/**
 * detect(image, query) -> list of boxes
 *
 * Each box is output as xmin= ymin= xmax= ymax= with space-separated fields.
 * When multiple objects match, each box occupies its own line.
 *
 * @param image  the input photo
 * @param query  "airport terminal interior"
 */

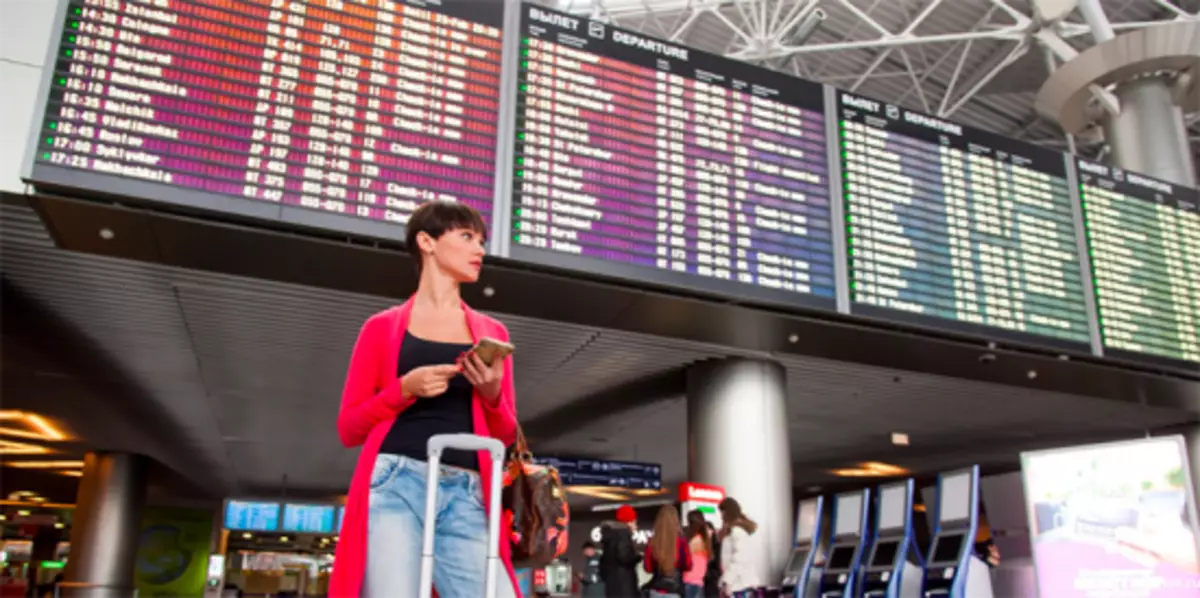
xmin=1 ymin=0 xmax=1199 ymax=597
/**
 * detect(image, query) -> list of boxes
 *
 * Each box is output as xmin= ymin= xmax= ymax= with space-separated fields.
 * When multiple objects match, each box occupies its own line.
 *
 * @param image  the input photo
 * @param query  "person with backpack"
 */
xmin=600 ymin=505 xmax=641 ymax=598
xmin=643 ymin=505 xmax=693 ymax=597
xmin=580 ymin=541 xmax=605 ymax=597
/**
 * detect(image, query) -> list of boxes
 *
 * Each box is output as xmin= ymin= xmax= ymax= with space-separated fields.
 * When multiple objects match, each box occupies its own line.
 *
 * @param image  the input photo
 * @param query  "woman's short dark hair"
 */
xmin=405 ymin=201 xmax=488 ymax=273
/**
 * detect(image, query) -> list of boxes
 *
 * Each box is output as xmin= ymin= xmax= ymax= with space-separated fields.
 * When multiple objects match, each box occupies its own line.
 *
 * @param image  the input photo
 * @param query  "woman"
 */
xmin=683 ymin=511 xmax=711 ymax=598
xmin=330 ymin=201 xmax=519 ymax=598
xmin=644 ymin=505 xmax=692 ymax=598
xmin=718 ymin=498 xmax=762 ymax=598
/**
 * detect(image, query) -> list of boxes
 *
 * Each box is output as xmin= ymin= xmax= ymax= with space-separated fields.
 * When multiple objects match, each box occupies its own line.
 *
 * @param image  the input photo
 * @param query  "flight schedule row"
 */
xmin=36 ymin=0 xmax=503 ymax=225
xmin=509 ymin=23 xmax=836 ymax=299
xmin=1079 ymin=171 xmax=1200 ymax=364
xmin=839 ymin=119 xmax=1092 ymax=344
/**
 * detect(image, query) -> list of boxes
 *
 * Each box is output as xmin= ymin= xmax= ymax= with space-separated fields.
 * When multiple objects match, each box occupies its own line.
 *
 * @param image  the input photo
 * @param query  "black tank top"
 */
xmin=378 ymin=331 xmax=477 ymax=470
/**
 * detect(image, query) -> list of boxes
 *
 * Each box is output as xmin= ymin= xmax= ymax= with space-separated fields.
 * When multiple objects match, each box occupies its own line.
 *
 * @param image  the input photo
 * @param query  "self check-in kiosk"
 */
xmin=922 ymin=466 xmax=993 ymax=598
xmin=819 ymin=488 xmax=871 ymax=598
xmin=860 ymin=480 xmax=923 ymax=598
xmin=783 ymin=496 xmax=826 ymax=598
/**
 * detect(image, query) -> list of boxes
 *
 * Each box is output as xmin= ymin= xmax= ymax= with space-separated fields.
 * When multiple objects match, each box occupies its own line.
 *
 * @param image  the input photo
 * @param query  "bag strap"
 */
xmin=512 ymin=421 xmax=533 ymax=463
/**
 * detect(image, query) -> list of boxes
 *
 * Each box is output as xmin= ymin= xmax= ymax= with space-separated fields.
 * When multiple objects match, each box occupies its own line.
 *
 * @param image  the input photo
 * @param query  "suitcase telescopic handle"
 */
xmin=419 ymin=434 xmax=509 ymax=598
xmin=428 ymin=433 xmax=506 ymax=458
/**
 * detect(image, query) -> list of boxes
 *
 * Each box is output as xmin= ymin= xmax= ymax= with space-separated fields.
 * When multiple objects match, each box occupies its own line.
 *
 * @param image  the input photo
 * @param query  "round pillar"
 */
xmin=1103 ymin=76 xmax=1196 ymax=186
xmin=687 ymin=358 xmax=791 ymax=587
xmin=62 ymin=452 xmax=148 ymax=598
xmin=1181 ymin=425 xmax=1200 ymax=513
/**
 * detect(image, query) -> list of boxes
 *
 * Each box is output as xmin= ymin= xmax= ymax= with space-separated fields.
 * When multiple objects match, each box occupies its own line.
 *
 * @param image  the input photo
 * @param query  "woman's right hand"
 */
xmin=401 ymin=364 xmax=461 ymax=398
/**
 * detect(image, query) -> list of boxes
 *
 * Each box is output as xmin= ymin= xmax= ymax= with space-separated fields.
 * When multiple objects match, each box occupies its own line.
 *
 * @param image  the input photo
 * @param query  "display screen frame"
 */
xmin=506 ymin=3 xmax=842 ymax=314
xmin=1019 ymin=435 xmax=1200 ymax=598
xmin=938 ymin=471 xmax=973 ymax=526
xmin=928 ymin=533 xmax=965 ymax=565
xmin=868 ymin=539 xmax=900 ymax=569
xmin=280 ymin=502 xmax=337 ymax=534
xmin=22 ymin=0 xmax=516 ymax=253
xmin=222 ymin=499 xmax=282 ymax=532
xmin=834 ymin=491 xmax=864 ymax=538
xmin=837 ymin=89 xmax=1096 ymax=355
xmin=783 ymin=547 xmax=811 ymax=576
xmin=826 ymin=544 xmax=856 ymax=571
xmin=1075 ymin=158 xmax=1200 ymax=373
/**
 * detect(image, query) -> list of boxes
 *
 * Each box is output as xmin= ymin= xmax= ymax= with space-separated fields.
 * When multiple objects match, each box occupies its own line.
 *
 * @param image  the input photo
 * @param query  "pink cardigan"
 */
xmin=329 ymin=298 xmax=519 ymax=597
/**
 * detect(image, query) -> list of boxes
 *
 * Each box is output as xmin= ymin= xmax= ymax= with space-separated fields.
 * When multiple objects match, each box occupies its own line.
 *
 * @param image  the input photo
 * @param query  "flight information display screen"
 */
xmin=508 ymin=5 xmax=836 ymax=309
xmin=281 ymin=503 xmax=336 ymax=534
xmin=1077 ymin=160 xmax=1199 ymax=368
xmin=837 ymin=92 xmax=1092 ymax=349
xmin=224 ymin=500 xmax=280 ymax=531
xmin=28 ymin=0 xmax=503 ymax=239
xmin=533 ymin=456 xmax=662 ymax=489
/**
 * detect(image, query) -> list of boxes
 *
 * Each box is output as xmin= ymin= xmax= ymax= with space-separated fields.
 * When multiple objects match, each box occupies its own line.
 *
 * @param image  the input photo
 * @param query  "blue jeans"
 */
xmin=365 ymin=454 xmax=515 ymax=598
xmin=684 ymin=585 xmax=704 ymax=598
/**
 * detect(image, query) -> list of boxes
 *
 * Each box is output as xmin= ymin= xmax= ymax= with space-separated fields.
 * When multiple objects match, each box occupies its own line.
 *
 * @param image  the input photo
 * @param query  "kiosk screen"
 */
xmin=930 ymin=534 xmax=965 ymax=564
xmin=784 ymin=548 xmax=810 ymax=576
xmin=869 ymin=540 xmax=899 ymax=568
xmin=827 ymin=545 xmax=856 ymax=571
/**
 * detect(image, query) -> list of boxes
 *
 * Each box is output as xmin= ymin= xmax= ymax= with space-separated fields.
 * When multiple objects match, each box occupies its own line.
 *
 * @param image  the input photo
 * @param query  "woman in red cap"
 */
xmin=599 ymin=505 xmax=641 ymax=597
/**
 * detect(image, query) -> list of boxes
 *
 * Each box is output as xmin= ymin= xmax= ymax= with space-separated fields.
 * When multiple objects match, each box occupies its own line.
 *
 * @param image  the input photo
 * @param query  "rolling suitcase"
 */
xmin=418 ymin=433 xmax=508 ymax=598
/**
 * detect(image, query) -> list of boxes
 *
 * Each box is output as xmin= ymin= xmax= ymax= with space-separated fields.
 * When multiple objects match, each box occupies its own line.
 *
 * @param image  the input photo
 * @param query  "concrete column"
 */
xmin=687 ymin=358 xmax=792 ymax=588
xmin=1182 ymin=425 xmax=1200 ymax=514
xmin=61 ymin=452 xmax=148 ymax=598
xmin=1103 ymin=76 xmax=1197 ymax=186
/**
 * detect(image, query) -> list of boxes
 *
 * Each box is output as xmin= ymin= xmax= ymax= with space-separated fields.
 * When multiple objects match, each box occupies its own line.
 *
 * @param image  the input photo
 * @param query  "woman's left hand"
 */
xmin=460 ymin=351 xmax=504 ymax=400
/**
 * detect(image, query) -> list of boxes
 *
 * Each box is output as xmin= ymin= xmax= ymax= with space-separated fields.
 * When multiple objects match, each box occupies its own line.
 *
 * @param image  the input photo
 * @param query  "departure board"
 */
xmin=282 ymin=503 xmax=336 ymax=533
xmin=837 ymin=92 xmax=1092 ymax=349
xmin=224 ymin=500 xmax=280 ymax=531
xmin=27 ymin=0 xmax=504 ymax=240
xmin=507 ymin=5 xmax=836 ymax=309
xmin=1077 ymin=160 xmax=1200 ymax=369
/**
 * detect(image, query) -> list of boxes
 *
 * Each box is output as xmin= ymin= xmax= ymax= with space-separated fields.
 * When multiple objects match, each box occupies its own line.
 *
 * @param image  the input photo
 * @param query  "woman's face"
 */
xmin=420 ymin=227 xmax=485 ymax=283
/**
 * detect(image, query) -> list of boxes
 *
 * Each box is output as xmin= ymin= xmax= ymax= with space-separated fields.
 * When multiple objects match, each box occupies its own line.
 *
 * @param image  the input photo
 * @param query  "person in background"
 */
xmin=330 ymin=200 xmax=520 ymax=598
xmin=718 ymin=497 xmax=763 ymax=598
xmin=644 ymin=505 xmax=693 ymax=597
xmin=580 ymin=541 xmax=605 ymax=598
xmin=973 ymin=516 xmax=1001 ymax=568
xmin=683 ymin=510 xmax=712 ymax=598
xmin=600 ymin=505 xmax=641 ymax=598
xmin=704 ymin=521 xmax=722 ymax=597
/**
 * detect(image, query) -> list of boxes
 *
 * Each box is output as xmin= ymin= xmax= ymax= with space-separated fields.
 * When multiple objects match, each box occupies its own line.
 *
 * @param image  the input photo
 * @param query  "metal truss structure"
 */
xmin=540 ymin=0 xmax=1200 ymax=166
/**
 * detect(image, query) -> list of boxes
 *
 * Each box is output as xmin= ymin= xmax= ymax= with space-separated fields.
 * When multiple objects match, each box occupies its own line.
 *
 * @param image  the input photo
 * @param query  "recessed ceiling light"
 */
xmin=788 ymin=334 xmax=799 ymax=343
xmin=99 ymin=228 xmax=115 ymax=240
xmin=242 ymin=533 xmax=252 ymax=539
xmin=0 ymin=411 xmax=69 ymax=441
xmin=0 ymin=439 xmax=51 ymax=456
xmin=482 ymin=286 xmax=495 ymax=297
xmin=5 ymin=460 xmax=85 ymax=469
xmin=891 ymin=432 xmax=910 ymax=446
xmin=829 ymin=461 xmax=910 ymax=478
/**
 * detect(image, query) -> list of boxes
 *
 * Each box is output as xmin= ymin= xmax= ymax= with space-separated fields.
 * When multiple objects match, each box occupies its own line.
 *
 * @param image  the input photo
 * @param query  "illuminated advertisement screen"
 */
xmin=1021 ymin=436 xmax=1200 ymax=597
